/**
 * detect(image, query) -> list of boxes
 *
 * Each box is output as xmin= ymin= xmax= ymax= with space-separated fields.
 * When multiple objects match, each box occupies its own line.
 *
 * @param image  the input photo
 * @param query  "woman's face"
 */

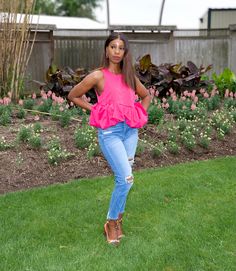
xmin=106 ymin=38 xmax=125 ymax=64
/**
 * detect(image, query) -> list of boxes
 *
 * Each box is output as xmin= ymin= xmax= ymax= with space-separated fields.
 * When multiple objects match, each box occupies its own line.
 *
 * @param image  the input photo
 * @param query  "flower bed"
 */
xmin=0 ymin=86 xmax=236 ymax=194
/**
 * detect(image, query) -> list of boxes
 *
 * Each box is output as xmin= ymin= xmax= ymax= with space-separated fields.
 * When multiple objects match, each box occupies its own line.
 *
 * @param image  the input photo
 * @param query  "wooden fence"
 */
xmin=26 ymin=25 xmax=236 ymax=92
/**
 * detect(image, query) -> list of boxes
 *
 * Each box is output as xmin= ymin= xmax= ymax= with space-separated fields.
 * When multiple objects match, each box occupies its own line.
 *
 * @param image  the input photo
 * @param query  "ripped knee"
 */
xmin=125 ymin=175 xmax=134 ymax=184
xmin=128 ymin=157 xmax=134 ymax=167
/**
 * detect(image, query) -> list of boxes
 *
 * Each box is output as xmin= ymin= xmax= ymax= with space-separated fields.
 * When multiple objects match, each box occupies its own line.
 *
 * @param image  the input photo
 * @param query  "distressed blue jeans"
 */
xmin=98 ymin=122 xmax=138 ymax=220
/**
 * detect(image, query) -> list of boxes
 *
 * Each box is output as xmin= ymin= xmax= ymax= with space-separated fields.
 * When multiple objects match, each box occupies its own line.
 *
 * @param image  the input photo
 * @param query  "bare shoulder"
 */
xmin=88 ymin=69 xmax=103 ymax=82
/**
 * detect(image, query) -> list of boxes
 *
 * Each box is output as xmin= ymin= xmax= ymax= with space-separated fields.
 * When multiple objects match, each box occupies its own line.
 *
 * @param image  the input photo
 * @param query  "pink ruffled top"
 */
xmin=89 ymin=68 xmax=148 ymax=129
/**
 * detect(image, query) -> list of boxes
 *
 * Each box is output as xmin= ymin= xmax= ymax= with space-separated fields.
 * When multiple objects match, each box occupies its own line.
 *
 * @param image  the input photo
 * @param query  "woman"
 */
xmin=68 ymin=32 xmax=151 ymax=246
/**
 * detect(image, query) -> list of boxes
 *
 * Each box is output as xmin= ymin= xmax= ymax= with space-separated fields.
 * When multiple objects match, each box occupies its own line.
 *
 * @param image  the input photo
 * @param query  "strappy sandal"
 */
xmin=103 ymin=220 xmax=120 ymax=246
xmin=117 ymin=218 xmax=125 ymax=239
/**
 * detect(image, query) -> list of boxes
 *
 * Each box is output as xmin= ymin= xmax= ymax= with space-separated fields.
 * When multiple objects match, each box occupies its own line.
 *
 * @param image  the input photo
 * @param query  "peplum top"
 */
xmin=89 ymin=68 xmax=148 ymax=129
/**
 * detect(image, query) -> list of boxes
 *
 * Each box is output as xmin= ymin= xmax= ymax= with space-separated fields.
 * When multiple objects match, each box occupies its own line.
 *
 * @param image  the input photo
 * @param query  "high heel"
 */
xmin=117 ymin=214 xmax=125 ymax=239
xmin=103 ymin=220 xmax=120 ymax=246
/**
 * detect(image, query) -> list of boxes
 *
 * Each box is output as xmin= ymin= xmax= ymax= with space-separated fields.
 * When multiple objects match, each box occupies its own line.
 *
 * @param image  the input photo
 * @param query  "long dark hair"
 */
xmin=101 ymin=32 xmax=136 ymax=90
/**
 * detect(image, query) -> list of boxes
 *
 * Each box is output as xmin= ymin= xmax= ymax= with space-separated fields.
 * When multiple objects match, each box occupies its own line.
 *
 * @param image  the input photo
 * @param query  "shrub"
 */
xmin=33 ymin=122 xmax=43 ymax=133
xmin=17 ymin=107 xmax=26 ymax=119
xmin=151 ymin=142 xmax=166 ymax=158
xmin=28 ymin=133 xmax=42 ymax=149
xmin=47 ymin=136 xmax=73 ymax=165
xmin=37 ymin=99 xmax=53 ymax=113
xmin=74 ymin=125 xmax=96 ymax=149
xmin=167 ymin=140 xmax=180 ymax=155
xmin=0 ymin=110 xmax=11 ymax=126
xmin=23 ymin=99 xmax=35 ymax=110
xmin=59 ymin=109 xmax=71 ymax=127
xmin=198 ymin=132 xmax=211 ymax=149
xmin=136 ymin=140 xmax=146 ymax=155
xmin=148 ymin=104 xmax=164 ymax=125
xmin=17 ymin=125 xmax=32 ymax=142
xmin=180 ymin=129 xmax=196 ymax=151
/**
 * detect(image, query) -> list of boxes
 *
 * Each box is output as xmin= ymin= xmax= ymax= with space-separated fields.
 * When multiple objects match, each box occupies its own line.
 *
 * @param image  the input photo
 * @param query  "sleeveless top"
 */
xmin=89 ymin=68 xmax=148 ymax=129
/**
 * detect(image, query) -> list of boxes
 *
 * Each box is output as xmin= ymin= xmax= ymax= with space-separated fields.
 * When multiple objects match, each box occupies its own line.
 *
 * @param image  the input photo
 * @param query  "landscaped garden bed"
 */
xmin=0 ymin=80 xmax=236 ymax=194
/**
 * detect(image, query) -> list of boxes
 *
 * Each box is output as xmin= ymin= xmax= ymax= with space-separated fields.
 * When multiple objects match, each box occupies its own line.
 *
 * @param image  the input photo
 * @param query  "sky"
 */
xmin=95 ymin=0 xmax=236 ymax=29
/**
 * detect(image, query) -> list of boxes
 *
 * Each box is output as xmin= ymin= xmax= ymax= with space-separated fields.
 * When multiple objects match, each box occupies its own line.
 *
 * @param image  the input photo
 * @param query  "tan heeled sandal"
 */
xmin=117 ymin=216 xmax=125 ymax=239
xmin=103 ymin=220 xmax=120 ymax=246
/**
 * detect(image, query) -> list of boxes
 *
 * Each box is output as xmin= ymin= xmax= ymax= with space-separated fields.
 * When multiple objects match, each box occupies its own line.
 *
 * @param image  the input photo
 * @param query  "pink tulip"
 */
xmin=18 ymin=99 xmax=24 ymax=105
xmin=191 ymin=104 xmax=196 ymax=110
xmin=32 ymin=93 xmax=37 ymax=99
xmin=224 ymin=89 xmax=229 ymax=98
xmin=169 ymin=88 xmax=174 ymax=94
xmin=149 ymin=87 xmax=155 ymax=97
xmin=199 ymin=88 xmax=205 ymax=94
xmin=203 ymin=92 xmax=209 ymax=98
xmin=172 ymin=95 xmax=177 ymax=101
xmin=193 ymin=96 xmax=198 ymax=104
xmin=42 ymin=94 xmax=47 ymax=100
xmin=47 ymin=90 xmax=52 ymax=97
xmin=191 ymin=90 xmax=196 ymax=96
xmin=3 ymin=97 xmax=11 ymax=105
xmin=162 ymin=97 xmax=167 ymax=103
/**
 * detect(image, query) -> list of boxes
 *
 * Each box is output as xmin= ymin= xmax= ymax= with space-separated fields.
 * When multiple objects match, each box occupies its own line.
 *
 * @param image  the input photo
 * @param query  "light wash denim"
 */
xmin=98 ymin=122 xmax=138 ymax=220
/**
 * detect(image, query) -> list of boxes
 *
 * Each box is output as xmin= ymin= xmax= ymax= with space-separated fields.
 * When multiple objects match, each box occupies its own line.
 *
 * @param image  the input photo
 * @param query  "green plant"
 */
xmin=203 ymin=95 xmax=221 ymax=111
xmin=47 ymin=136 xmax=73 ymax=165
xmin=177 ymin=117 xmax=188 ymax=131
xmin=16 ymin=106 xmax=26 ymax=119
xmin=0 ymin=110 xmax=11 ymax=126
xmin=0 ymin=136 xmax=14 ymax=151
xmin=37 ymin=98 xmax=53 ymax=113
xmin=224 ymin=98 xmax=236 ymax=109
xmin=0 ymin=0 xmax=36 ymax=100
xmin=151 ymin=142 xmax=166 ymax=158
xmin=87 ymin=141 xmax=100 ymax=159
xmin=136 ymin=140 xmax=146 ymax=155
xmin=28 ymin=133 xmax=42 ymax=149
xmin=33 ymin=122 xmax=43 ymax=133
xmin=211 ymin=110 xmax=233 ymax=135
xmin=148 ymin=103 xmax=164 ymax=124
xmin=59 ymin=109 xmax=71 ymax=127
xmin=23 ymin=99 xmax=35 ymax=110
xmin=49 ymin=104 xmax=61 ymax=121
xmin=167 ymin=125 xmax=179 ymax=142
xmin=198 ymin=132 xmax=211 ymax=149
xmin=167 ymin=140 xmax=180 ymax=155
xmin=17 ymin=125 xmax=32 ymax=142
xmin=212 ymin=68 xmax=236 ymax=95
xmin=74 ymin=125 xmax=96 ymax=149
xmin=180 ymin=129 xmax=196 ymax=151
xmin=216 ymin=128 xmax=226 ymax=140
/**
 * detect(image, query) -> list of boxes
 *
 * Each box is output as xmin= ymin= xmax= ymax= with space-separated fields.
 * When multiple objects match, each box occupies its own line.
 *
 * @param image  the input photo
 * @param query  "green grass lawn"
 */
xmin=0 ymin=156 xmax=235 ymax=271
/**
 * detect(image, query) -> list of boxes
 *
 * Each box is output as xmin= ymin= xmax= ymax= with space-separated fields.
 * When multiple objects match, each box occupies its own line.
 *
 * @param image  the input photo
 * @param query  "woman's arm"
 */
xmin=135 ymin=77 xmax=152 ymax=111
xmin=68 ymin=70 xmax=103 ymax=111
